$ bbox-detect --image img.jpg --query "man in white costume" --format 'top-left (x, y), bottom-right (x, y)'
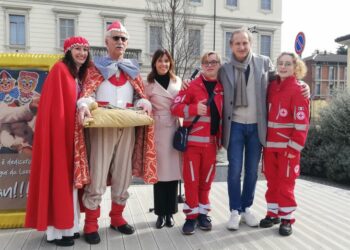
top-left (77, 21), bottom-right (152, 245)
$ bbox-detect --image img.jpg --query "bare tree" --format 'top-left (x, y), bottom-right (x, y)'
top-left (146, 0), bottom-right (199, 78)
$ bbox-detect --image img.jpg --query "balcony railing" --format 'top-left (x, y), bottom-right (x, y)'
top-left (90, 46), bottom-right (142, 64)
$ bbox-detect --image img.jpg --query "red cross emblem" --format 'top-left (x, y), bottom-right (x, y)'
top-left (296, 111), bottom-right (305, 120)
top-left (279, 108), bottom-right (288, 117)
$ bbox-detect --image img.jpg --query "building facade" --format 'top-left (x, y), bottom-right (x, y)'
top-left (303, 52), bottom-right (347, 120)
top-left (0, 0), bottom-right (282, 74)
top-left (303, 52), bottom-right (347, 100)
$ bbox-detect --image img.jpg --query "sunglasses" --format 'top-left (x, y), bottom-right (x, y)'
top-left (112, 36), bottom-right (128, 42)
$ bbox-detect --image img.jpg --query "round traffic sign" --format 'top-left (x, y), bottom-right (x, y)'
top-left (295, 32), bottom-right (306, 55)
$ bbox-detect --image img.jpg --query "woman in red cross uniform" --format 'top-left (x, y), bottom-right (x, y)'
top-left (259, 52), bottom-right (309, 236)
top-left (171, 51), bottom-right (224, 235)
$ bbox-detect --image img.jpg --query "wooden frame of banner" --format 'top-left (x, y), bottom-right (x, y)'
top-left (0, 53), bottom-right (61, 228)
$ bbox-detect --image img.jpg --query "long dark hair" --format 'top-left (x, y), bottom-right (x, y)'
top-left (147, 49), bottom-right (176, 83)
top-left (62, 50), bottom-right (91, 81)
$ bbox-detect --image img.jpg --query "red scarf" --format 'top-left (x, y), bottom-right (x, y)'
top-left (108, 71), bottom-right (128, 86)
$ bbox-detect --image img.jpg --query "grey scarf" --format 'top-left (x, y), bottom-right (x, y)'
top-left (231, 51), bottom-right (252, 107)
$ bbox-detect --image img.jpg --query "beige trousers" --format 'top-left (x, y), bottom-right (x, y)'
top-left (83, 127), bottom-right (135, 210)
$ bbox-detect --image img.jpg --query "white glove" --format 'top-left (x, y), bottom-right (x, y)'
top-left (78, 105), bottom-right (92, 125)
top-left (135, 98), bottom-right (152, 115)
top-left (77, 97), bottom-right (95, 110)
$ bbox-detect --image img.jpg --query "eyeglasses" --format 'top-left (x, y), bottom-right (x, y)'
top-left (202, 61), bottom-right (219, 67)
top-left (112, 36), bottom-right (128, 42)
top-left (277, 61), bottom-right (293, 67)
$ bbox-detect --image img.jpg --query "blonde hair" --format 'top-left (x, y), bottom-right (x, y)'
top-left (277, 52), bottom-right (307, 79)
top-left (201, 51), bottom-right (221, 65)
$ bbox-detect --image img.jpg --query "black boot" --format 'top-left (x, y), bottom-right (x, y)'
top-left (84, 231), bottom-right (101, 244)
top-left (279, 219), bottom-right (293, 236)
top-left (111, 224), bottom-right (135, 234)
top-left (259, 216), bottom-right (281, 228)
top-left (156, 216), bottom-right (166, 229)
top-left (165, 215), bottom-right (175, 227)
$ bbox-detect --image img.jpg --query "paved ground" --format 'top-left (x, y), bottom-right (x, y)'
top-left (1, 179), bottom-right (350, 250)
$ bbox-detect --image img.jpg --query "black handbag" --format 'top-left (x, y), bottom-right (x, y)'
top-left (173, 120), bottom-right (197, 152)
top-left (172, 126), bottom-right (190, 152)
top-left (173, 93), bottom-right (215, 152)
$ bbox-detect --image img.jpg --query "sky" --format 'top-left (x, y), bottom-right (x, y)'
top-left (281, 0), bottom-right (350, 58)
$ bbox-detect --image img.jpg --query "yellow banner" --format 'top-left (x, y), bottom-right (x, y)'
top-left (0, 53), bottom-right (61, 228)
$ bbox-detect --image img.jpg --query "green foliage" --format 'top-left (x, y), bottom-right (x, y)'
top-left (301, 90), bottom-right (350, 184)
top-left (321, 144), bottom-right (350, 182)
top-left (336, 45), bottom-right (348, 55)
top-left (301, 126), bottom-right (325, 177)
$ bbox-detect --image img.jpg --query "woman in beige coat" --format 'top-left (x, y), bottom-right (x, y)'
top-left (145, 49), bottom-right (182, 229)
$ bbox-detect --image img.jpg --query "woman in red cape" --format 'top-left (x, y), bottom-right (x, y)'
top-left (25, 36), bottom-right (91, 247)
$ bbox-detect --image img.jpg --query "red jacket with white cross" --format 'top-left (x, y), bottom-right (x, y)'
top-left (171, 74), bottom-right (223, 148)
top-left (265, 76), bottom-right (310, 155)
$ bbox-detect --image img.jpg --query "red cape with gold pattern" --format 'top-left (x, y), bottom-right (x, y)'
top-left (25, 62), bottom-right (77, 230)
top-left (73, 64), bottom-right (158, 188)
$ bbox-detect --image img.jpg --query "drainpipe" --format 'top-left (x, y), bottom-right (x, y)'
top-left (213, 0), bottom-right (216, 51)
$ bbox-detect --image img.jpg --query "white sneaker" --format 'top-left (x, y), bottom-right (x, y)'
top-left (241, 207), bottom-right (259, 227)
top-left (227, 210), bottom-right (241, 230)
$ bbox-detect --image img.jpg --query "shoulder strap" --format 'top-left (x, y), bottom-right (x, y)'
top-left (189, 92), bottom-right (215, 129)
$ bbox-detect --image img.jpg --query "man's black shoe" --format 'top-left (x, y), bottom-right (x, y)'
top-left (259, 216), bottom-right (281, 228)
top-left (156, 216), bottom-right (165, 229)
top-left (182, 219), bottom-right (196, 235)
top-left (165, 215), bottom-right (175, 228)
top-left (279, 219), bottom-right (293, 236)
top-left (84, 231), bottom-right (101, 245)
top-left (111, 224), bottom-right (135, 235)
top-left (197, 214), bottom-right (212, 231)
